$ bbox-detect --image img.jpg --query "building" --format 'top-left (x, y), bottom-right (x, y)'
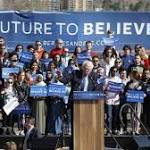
top-left (0, 0), bottom-right (148, 11)
top-left (67, 0), bottom-right (94, 11)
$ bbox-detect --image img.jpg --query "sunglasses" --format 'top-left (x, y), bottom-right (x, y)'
top-left (11, 60), bottom-right (18, 62)
top-left (93, 60), bottom-right (99, 62)
top-left (8, 81), bottom-right (13, 84)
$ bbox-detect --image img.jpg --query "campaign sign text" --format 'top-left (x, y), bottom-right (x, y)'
top-left (48, 84), bottom-right (66, 97)
top-left (2, 11), bottom-right (150, 51)
top-left (73, 91), bottom-right (104, 100)
top-left (2, 67), bottom-right (19, 78)
top-left (101, 37), bottom-right (119, 47)
top-left (41, 59), bottom-right (51, 67)
top-left (16, 62), bottom-right (24, 69)
top-left (30, 86), bottom-right (47, 97)
top-left (126, 90), bottom-right (144, 103)
top-left (13, 102), bottom-right (31, 114)
top-left (20, 51), bottom-right (33, 63)
top-left (108, 81), bottom-right (124, 93)
top-left (77, 53), bottom-right (91, 64)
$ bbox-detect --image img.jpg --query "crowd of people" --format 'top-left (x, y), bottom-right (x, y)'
top-left (0, 31), bottom-right (150, 138)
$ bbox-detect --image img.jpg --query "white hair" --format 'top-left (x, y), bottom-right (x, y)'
top-left (82, 60), bottom-right (94, 70)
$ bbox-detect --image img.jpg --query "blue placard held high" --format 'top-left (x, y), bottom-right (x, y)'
top-left (2, 67), bottom-right (20, 78)
top-left (30, 86), bottom-right (47, 97)
top-left (126, 90), bottom-right (144, 103)
top-left (20, 51), bottom-right (33, 63)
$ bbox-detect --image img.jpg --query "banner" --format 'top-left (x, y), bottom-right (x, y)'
top-left (73, 91), bottom-right (104, 100)
top-left (1, 11), bottom-right (150, 52)
top-left (20, 51), bottom-right (33, 63)
top-left (126, 90), bottom-right (144, 103)
top-left (2, 67), bottom-right (19, 78)
top-left (30, 86), bottom-right (47, 97)
top-left (108, 81), bottom-right (124, 93)
top-left (48, 84), bottom-right (66, 97)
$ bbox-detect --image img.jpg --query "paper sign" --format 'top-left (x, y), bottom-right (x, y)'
top-left (3, 97), bottom-right (19, 115)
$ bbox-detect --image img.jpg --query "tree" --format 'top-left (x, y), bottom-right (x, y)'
top-left (111, 2), bottom-right (121, 11)
top-left (102, 0), bottom-right (112, 10)
top-left (133, 0), bottom-right (144, 11)
top-left (144, 2), bottom-right (150, 11)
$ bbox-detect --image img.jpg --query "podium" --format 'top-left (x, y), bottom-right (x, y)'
top-left (73, 91), bottom-right (104, 150)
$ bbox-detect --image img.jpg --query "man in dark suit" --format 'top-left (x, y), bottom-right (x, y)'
top-left (23, 117), bottom-right (40, 150)
top-left (61, 60), bottom-right (99, 97)
top-left (60, 60), bottom-right (100, 149)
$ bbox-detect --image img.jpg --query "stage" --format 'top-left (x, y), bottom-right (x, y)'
top-left (0, 134), bottom-right (150, 150)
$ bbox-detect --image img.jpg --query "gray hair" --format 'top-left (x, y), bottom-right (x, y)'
top-left (55, 38), bottom-right (64, 44)
top-left (82, 60), bottom-right (94, 70)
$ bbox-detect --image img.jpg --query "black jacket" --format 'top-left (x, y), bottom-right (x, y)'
top-left (61, 69), bottom-right (99, 101)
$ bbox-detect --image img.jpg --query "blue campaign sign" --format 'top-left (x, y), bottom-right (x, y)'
top-left (48, 84), bottom-right (66, 97)
top-left (30, 86), bottom-right (47, 97)
top-left (16, 62), bottom-right (24, 69)
top-left (73, 91), bottom-right (104, 100)
top-left (1, 11), bottom-right (150, 52)
top-left (20, 51), bottom-right (33, 63)
top-left (13, 102), bottom-right (31, 114)
top-left (126, 90), bottom-right (144, 103)
top-left (77, 53), bottom-right (91, 64)
top-left (101, 37), bottom-right (119, 47)
top-left (2, 67), bottom-right (19, 78)
top-left (108, 81), bottom-right (124, 93)
top-left (41, 59), bottom-right (51, 67)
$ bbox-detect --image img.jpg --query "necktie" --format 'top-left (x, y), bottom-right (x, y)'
top-left (80, 76), bottom-right (88, 91)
